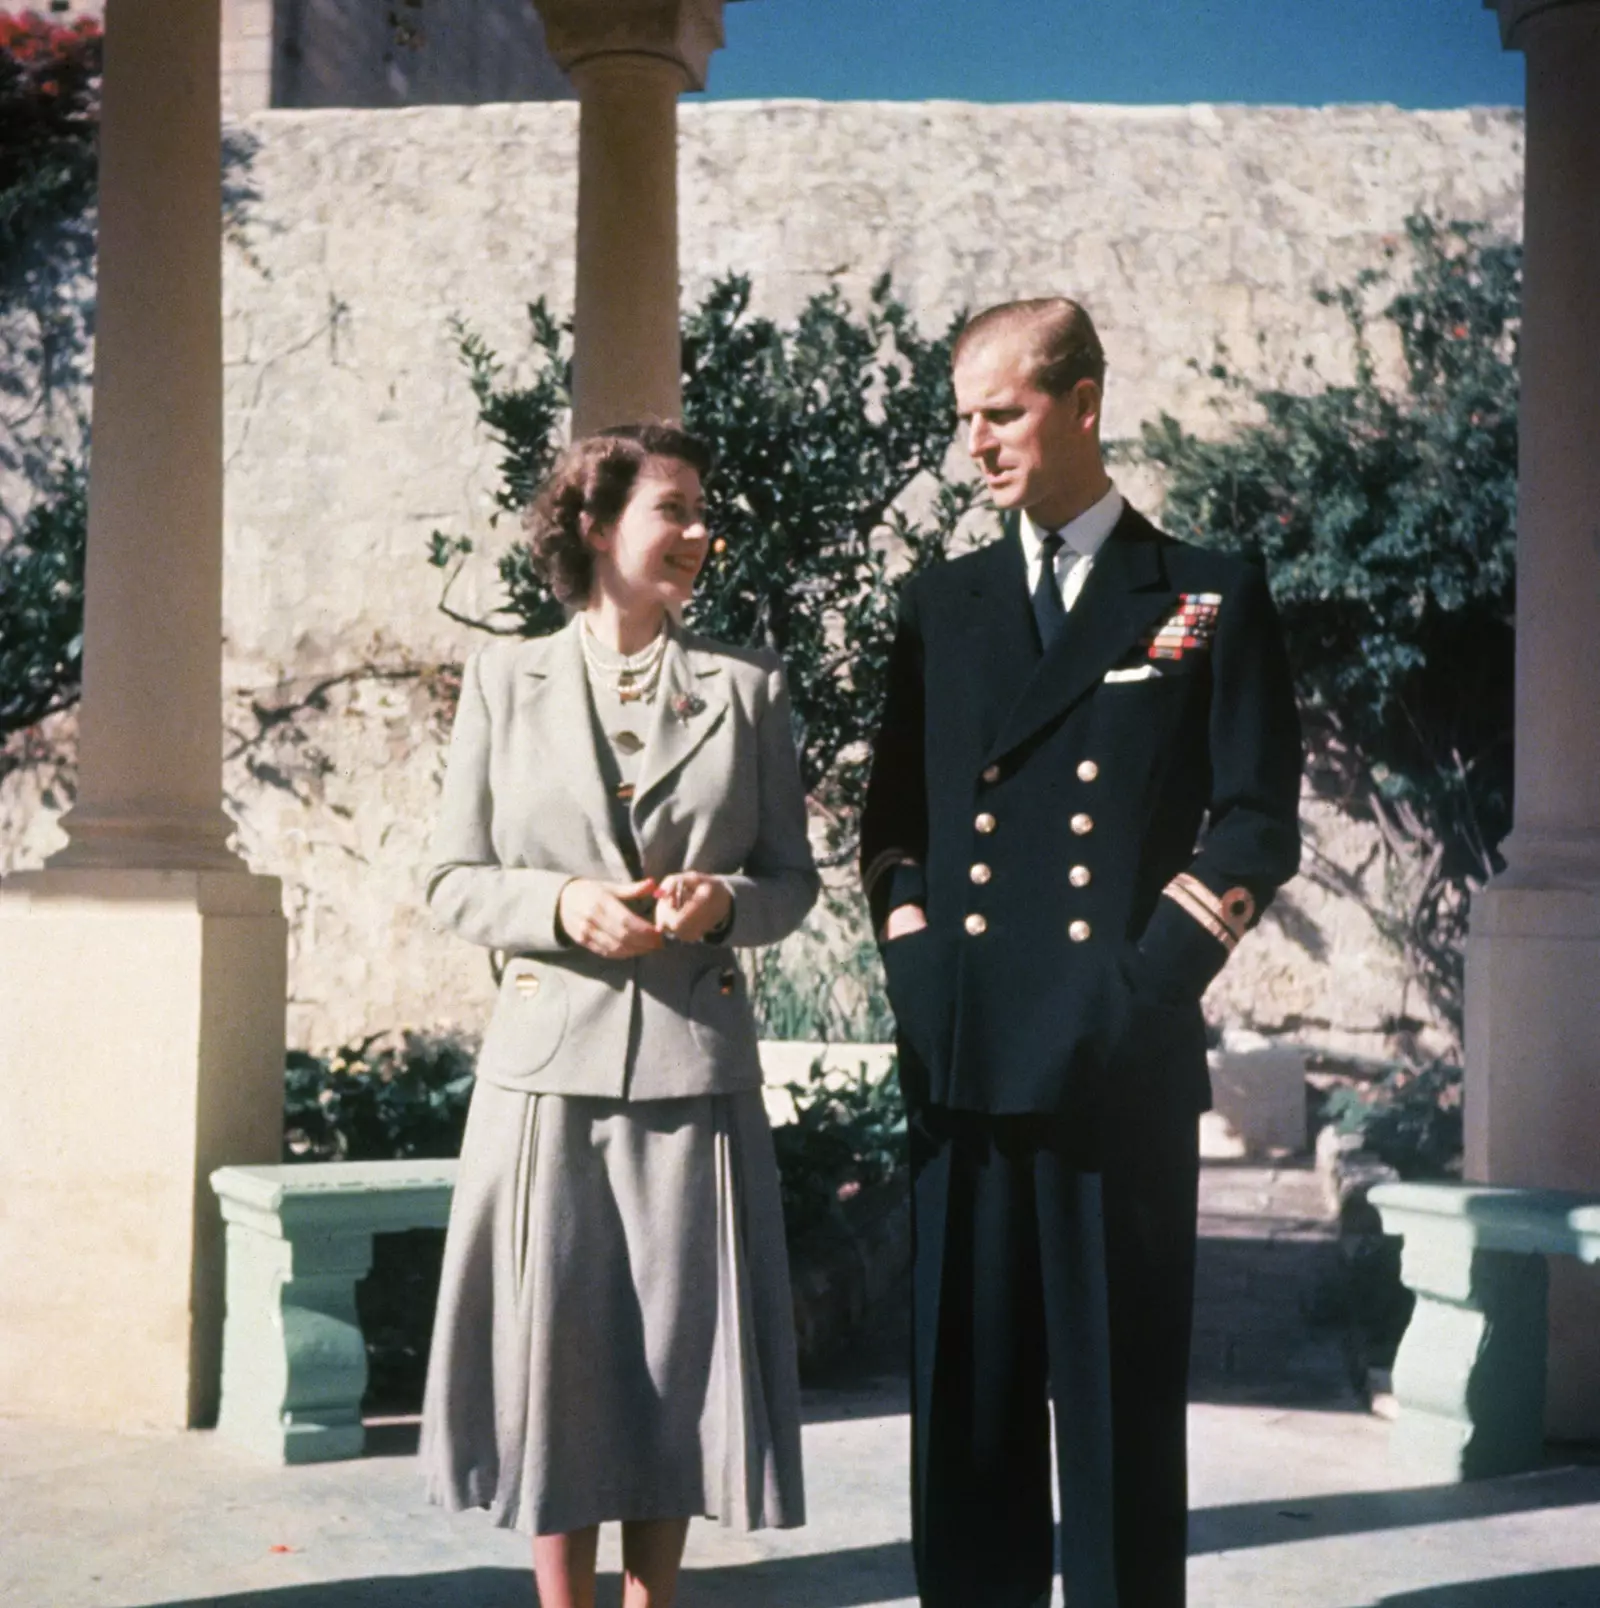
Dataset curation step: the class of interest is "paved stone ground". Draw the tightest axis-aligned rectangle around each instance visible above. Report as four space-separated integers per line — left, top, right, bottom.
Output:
1190 1159 1352 1405
4 1162 1598 1608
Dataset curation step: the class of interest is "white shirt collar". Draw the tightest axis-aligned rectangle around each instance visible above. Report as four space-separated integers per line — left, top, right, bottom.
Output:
1019 483 1125 566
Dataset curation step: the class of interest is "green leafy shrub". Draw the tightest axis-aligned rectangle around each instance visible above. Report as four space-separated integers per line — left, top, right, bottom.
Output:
0 14 98 746
0 460 83 738
429 274 976 857
772 1056 906 1243
0 12 100 302
1131 214 1520 1042
1322 1059 1463 1180
282 1030 476 1162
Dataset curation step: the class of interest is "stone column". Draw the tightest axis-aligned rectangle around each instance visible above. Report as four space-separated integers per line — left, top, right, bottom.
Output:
56 0 236 873
1467 0 1600 1438
0 0 286 1431
534 0 731 434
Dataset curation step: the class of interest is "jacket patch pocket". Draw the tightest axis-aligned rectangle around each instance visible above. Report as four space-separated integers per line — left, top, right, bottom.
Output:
485 959 570 1075
688 962 751 1055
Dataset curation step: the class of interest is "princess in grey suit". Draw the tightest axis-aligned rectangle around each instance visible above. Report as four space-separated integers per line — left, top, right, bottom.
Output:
420 424 818 1608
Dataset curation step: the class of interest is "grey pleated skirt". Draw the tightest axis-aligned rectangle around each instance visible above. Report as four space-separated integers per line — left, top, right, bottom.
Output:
419 1079 805 1536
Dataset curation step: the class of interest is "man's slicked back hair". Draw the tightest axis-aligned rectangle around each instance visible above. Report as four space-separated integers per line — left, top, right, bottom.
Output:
953 297 1107 397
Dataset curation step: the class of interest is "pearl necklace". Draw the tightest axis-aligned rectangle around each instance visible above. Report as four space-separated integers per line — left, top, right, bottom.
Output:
581 617 669 704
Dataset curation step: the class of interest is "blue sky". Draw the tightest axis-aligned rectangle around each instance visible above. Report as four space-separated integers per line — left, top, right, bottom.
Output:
709 0 1523 107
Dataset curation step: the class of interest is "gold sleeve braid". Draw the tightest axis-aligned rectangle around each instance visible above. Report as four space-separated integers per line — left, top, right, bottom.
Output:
863 848 920 904
1161 871 1257 954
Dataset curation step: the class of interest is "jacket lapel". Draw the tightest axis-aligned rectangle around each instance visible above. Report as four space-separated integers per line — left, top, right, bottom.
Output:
521 617 633 880
962 517 1045 753
631 629 729 819
983 507 1177 767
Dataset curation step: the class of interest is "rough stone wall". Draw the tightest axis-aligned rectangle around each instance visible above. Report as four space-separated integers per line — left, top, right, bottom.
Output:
0 100 1524 1056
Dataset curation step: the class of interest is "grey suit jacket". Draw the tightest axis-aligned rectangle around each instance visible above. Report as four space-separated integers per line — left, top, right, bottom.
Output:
427 617 820 1099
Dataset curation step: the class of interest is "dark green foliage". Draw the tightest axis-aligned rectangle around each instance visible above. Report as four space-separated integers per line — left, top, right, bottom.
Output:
0 13 100 305
432 275 977 853
679 275 975 840
0 16 98 748
1133 215 1520 1036
427 306 570 639
356 1226 445 1412
282 1031 477 1162
0 460 83 737
1323 1059 1464 1181
772 1057 907 1242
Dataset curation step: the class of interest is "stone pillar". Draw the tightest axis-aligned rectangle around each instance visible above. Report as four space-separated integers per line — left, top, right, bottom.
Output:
534 0 730 434
0 0 286 1431
1467 0 1600 1438
59 0 236 873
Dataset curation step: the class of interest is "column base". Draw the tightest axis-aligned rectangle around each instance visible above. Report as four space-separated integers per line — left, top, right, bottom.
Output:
47 803 243 872
0 868 287 1429
1466 872 1600 1439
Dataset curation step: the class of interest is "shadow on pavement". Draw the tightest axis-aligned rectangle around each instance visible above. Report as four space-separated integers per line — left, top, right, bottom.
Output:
679 1543 915 1604
125 1545 918 1608
1187 1228 1355 1410
1369 1568 1600 1606
131 1575 528 1608
1192 1466 1600 1555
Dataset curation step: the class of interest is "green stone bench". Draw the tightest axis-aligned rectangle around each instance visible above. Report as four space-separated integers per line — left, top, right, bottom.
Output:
210 1161 457 1464
1368 1181 1600 1481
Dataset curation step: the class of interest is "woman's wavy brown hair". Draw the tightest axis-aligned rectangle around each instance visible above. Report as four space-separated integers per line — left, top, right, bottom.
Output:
522 423 713 606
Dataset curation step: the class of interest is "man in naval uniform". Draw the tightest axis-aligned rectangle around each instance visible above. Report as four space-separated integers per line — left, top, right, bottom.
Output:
860 298 1302 1608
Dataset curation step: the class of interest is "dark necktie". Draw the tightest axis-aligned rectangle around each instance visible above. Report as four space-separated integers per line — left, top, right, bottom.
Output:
1032 531 1067 651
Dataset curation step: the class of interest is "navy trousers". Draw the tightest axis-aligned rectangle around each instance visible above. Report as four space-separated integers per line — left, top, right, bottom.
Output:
909 1103 1200 1608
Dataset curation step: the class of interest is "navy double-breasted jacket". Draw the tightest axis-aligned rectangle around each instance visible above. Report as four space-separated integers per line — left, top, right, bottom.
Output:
859 504 1303 1120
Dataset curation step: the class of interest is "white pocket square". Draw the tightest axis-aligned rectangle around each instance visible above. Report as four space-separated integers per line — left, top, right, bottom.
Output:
1103 664 1161 683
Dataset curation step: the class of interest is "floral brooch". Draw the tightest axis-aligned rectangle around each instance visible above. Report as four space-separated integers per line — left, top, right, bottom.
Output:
670 692 706 722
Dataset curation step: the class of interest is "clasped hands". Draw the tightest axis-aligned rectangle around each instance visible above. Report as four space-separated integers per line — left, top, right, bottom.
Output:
557 873 732 959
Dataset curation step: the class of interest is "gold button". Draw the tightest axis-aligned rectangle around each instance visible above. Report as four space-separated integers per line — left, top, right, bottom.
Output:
514 973 540 995
975 812 997 835
970 863 992 885
981 764 1001 784
1070 864 1092 888
1070 813 1094 836
1068 919 1093 943
1077 759 1100 783
964 913 988 937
